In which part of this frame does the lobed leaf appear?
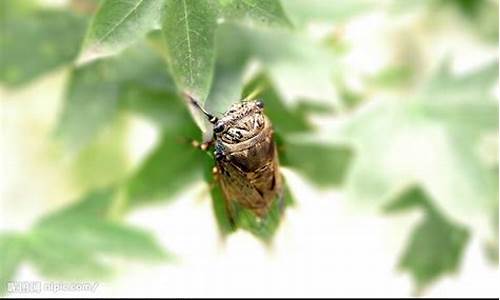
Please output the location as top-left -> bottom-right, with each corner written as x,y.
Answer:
23,188 -> 170,280
385,187 -> 469,294
338,61 -> 499,236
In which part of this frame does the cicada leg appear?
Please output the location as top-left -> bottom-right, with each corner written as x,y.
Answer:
191,139 -> 214,151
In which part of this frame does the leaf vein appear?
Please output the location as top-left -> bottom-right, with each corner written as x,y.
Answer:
95,0 -> 145,47
181,0 -> 194,86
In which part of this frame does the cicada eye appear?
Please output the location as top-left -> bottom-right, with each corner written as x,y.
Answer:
213,122 -> 225,134
256,100 -> 264,109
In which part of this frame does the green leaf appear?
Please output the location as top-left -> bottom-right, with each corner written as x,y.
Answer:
484,203 -> 499,264
16,186 -> 166,283
216,24 -> 339,105
280,140 -> 353,187
68,116 -> 131,189
78,0 -> 164,64
282,0 -> 376,27
420,60 -> 498,104
294,100 -> 336,116
398,0 -> 499,42
0,1 -> 87,87
205,24 -> 340,115
205,63 -> 246,116
338,61 -> 498,235
38,188 -> 116,223
126,119 -> 206,207
368,65 -> 415,89
23,190 -> 115,280
161,0 -> 218,102
55,62 -> 119,153
385,187 -> 470,293
204,21 -> 255,114
403,217 -> 468,292
220,0 -> 292,27
25,188 -> 169,280
242,74 -> 312,134
55,43 -> 171,153
40,187 -> 166,260
384,187 -> 428,213
0,234 -> 26,296
26,230 -> 113,280
36,218 -> 167,261
121,87 -> 186,129
467,0 -> 499,42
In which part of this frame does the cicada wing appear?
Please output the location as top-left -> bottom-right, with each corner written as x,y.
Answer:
217,160 -> 268,217
271,144 -> 284,214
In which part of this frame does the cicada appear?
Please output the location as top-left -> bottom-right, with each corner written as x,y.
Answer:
186,94 -> 283,224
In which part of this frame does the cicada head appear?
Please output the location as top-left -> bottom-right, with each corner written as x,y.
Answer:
212,100 -> 266,144
183,93 -> 267,144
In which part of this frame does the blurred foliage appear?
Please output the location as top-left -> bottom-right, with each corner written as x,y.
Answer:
432,0 -> 498,42
0,0 -> 87,86
219,0 -> 291,27
385,187 -> 469,294
0,0 -> 498,296
0,234 -> 25,295
55,44 -> 174,153
338,61 -> 498,235
284,0 -> 376,26
68,116 -> 131,189
0,189 -> 169,296
126,127 -> 205,207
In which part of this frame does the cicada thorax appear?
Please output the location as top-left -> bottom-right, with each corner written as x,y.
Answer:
212,101 -> 283,218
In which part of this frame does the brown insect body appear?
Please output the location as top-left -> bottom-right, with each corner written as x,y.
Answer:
213,101 -> 282,219
187,95 -> 283,221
